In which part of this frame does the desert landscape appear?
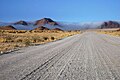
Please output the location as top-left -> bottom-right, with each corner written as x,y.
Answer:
0,18 -> 120,80
0,0 -> 120,80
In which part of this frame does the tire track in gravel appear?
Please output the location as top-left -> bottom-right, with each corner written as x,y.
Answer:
20,35 -> 83,80
53,38 -> 84,80
56,36 -> 87,80
36,38 -> 84,80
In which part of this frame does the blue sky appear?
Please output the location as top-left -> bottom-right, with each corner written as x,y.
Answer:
0,0 -> 120,22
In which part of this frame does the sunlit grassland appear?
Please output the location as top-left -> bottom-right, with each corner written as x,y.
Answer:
0,30 -> 80,53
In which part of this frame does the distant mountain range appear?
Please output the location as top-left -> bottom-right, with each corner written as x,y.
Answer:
0,18 -> 120,30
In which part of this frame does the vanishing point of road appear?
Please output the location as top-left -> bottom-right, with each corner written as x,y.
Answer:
0,32 -> 120,80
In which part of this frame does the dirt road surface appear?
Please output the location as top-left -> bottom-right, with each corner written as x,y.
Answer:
0,32 -> 120,80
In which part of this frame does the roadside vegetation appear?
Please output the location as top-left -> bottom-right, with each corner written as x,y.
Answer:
97,28 -> 120,37
0,30 -> 80,54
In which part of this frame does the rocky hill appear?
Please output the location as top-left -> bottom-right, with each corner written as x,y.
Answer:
101,21 -> 120,29
0,25 -> 16,30
34,26 -> 50,30
35,18 -> 58,26
14,20 -> 28,25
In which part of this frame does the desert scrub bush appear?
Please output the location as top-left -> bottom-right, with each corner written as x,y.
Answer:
30,37 -> 44,43
5,36 -> 14,42
13,44 -> 19,47
0,30 -> 4,33
8,30 -> 16,33
33,30 -> 43,33
0,38 -> 6,43
43,37 -> 49,40
14,37 -> 23,42
23,38 -> 31,46
16,30 -> 27,33
50,36 -> 55,40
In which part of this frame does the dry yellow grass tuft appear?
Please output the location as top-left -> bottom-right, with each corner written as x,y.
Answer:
0,30 -> 80,53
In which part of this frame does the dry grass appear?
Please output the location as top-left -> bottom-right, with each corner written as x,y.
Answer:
0,30 -> 80,53
97,28 -> 120,37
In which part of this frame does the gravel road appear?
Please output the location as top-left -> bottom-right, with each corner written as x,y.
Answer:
0,32 -> 120,80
